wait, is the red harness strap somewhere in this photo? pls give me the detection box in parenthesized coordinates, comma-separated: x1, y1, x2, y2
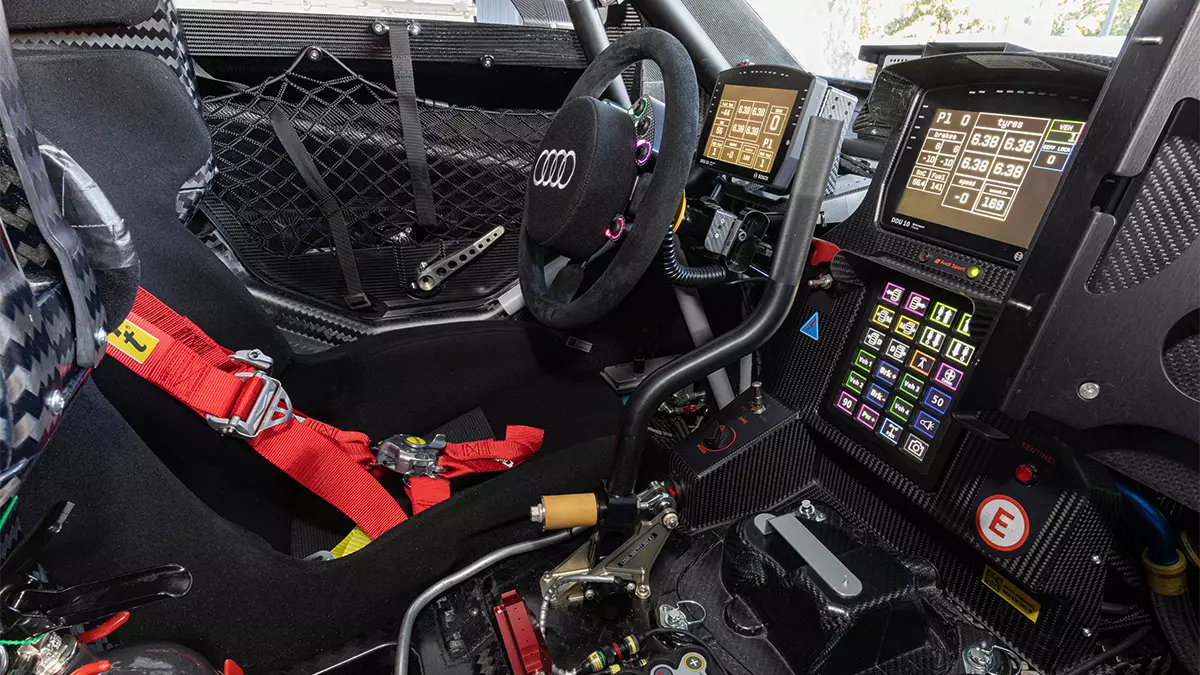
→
(106, 288, 541, 539)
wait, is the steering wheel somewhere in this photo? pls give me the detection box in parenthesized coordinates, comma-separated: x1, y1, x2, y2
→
(518, 28, 699, 329)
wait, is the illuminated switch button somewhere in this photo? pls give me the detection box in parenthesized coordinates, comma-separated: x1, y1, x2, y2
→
(884, 338, 910, 363)
(945, 338, 975, 367)
(862, 327, 886, 351)
(902, 433, 930, 460)
(918, 326, 947, 353)
(844, 369, 868, 394)
(907, 349, 936, 377)
(874, 360, 901, 386)
(835, 390, 857, 415)
(894, 315, 920, 340)
(934, 362, 964, 391)
(913, 410, 941, 439)
(682, 653, 706, 672)
(854, 349, 877, 372)
(889, 395, 915, 422)
(904, 292, 930, 316)
(929, 302, 957, 327)
(881, 282, 905, 305)
(957, 313, 973, 337)
(877, 418, 904, 446)
(856, 404, 881, 430)
(1014, 463, 1038, 485)
(866, 383, 890, 408)
(898, 374, 924, 400)
(871, 305, 896, 329)
(923, 386, 951, 414)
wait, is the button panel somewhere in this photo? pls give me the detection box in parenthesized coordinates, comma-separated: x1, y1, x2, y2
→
(825, 276, 977, 485)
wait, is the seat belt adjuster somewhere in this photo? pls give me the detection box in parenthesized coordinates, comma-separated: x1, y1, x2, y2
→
(204, 352, 300, 439)
(375, 433, 447, 478)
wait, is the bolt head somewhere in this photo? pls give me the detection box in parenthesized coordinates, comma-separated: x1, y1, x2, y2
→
(372, 21, 388, 34)
(543, 572, 553, 580)
(663, 512, 679, 530)
(407, 22, 421, 36)
(1078, 382, 1100, 400)
(480, 54, 495, 68)
(1091, 554, 1103, 565)
(307, 47, 321, 61)
(94, 328, 108, 346)
(1082, 627, 1094, 638)
(45, 390, 65, 414)
(635, 584, 651, 599)
(584, 589, 596, 600)
(625, 582, 636, 593)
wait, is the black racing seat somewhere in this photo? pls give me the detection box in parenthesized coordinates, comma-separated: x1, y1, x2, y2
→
(10, 4, 622, 668)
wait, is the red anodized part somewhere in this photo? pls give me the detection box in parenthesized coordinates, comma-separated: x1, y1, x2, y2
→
(494, 590, 553, 675)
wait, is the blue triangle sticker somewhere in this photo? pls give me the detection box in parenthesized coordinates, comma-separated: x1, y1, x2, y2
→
(800, 312, 820, 341)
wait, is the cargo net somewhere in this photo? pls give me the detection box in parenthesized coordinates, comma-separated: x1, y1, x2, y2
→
(202, 51, 552, 258)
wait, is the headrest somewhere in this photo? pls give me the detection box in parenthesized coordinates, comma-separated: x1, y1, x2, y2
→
(3, 0, 157, 32)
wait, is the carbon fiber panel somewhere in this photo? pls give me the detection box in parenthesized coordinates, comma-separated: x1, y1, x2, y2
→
(179, 8, 589, 66)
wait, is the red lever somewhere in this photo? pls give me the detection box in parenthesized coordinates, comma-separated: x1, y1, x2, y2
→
(77, 612, 130, 644)
(223, 659, 245, 675)
(68, 661, 111, 675)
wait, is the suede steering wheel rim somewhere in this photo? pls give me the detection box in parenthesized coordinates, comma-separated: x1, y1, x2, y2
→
(518, 28, 699, 329)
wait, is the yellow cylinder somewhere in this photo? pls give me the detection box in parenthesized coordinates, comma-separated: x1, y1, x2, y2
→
(539, 493, 599, 530)
(1144, 549, 1189, 596)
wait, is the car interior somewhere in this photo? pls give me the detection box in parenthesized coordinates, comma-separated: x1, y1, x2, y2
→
(0, 0, 1197, 674)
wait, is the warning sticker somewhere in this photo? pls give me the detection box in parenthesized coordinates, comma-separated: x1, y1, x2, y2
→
(982, 564, 1041, 623)
(976, 494, 1029, 552)
(107, 319, 159, 364)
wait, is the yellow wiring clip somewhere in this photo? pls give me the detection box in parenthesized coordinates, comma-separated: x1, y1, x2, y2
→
(673, 195, 687, 232)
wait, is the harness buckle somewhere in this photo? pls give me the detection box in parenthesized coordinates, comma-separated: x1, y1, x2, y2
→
(375, 434, 448, 478)
(205, 352, 297, 439)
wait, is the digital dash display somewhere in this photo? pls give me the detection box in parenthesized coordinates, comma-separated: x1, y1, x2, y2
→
(701, 84, 800, 176)
(882, 88, 1092, 265)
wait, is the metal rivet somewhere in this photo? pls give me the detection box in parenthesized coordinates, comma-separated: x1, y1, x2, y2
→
(1091, 554, 1103, 565)
(45, 390, 65, 415)
(94, 328, 108, 346)
(306, 47, 322, 61)
(1082, 627, 1094, 638)
(371, 21, 389, 35)
(1078, 382, 1100, 400)
(480, 54, 495, 69)
(407, 22, 421, 37)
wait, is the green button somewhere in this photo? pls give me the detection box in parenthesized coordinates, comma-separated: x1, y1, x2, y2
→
(889, 395, 916, 422)
(845, 369, 868, 394)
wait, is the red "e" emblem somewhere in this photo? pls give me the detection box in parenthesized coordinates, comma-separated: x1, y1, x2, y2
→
(976, 495, 1030, 552)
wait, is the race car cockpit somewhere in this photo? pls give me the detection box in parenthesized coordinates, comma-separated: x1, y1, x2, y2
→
(0, 0, 1197, 674)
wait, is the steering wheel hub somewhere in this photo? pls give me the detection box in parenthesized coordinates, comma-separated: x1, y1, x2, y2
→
(524, 96, 638, 262)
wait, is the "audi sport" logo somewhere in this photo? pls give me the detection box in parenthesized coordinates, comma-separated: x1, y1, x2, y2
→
(532, 149, 577, 189)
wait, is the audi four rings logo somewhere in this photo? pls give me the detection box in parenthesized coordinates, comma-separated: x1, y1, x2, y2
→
(533, 149, 577, 189)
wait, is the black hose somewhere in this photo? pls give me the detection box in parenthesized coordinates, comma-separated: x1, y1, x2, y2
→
(659, 234, 729, 287)
(1152, 591, 1200, 674)
(608, 117, 843, 496)
(1061, 625, 1151, 675)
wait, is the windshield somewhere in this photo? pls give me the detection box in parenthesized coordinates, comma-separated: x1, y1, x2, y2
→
(750, 0, 1141, 79)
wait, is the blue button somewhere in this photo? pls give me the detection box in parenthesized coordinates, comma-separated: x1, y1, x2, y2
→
(877, 418, 904, 445)
(923, 386, 951, 414)
(913, 410, 941, 439)
(866, 383, 890, 408)
(874, 359, 901, 386)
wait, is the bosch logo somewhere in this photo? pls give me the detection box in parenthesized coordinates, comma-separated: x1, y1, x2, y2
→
(532, 149, 577, 189)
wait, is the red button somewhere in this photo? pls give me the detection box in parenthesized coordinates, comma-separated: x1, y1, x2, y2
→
(1014, 464, 1037, 485)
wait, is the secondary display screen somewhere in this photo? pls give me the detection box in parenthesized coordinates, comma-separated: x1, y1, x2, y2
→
(883, 89, 1091, 265)
(701, 84, 800, 177)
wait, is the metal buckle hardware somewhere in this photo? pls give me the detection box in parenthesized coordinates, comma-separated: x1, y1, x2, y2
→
(375, 433, 448, 478)
(205, 351, 298, 439)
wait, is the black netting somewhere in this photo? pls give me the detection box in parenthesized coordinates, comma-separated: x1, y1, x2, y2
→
(203, 51, 551, 260)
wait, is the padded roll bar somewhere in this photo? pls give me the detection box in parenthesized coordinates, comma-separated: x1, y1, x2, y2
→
(608, 116, 843, 497)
